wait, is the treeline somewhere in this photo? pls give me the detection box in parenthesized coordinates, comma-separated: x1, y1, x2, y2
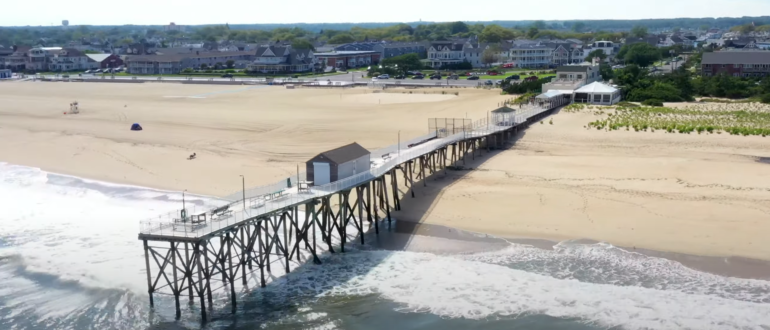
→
(614, 65, 770, 103)
(3, 16, 768, 48)
(223, 17, 770, 32)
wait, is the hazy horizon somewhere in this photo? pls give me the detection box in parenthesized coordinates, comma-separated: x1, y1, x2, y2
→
(3, 0, 770, 27)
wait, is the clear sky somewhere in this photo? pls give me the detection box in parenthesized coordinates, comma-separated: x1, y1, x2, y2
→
(4, 0, 770, 26)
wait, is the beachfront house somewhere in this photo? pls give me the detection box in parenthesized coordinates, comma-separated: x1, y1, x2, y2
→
(306, 143, 370, 186)
(246, 45, 315, 73)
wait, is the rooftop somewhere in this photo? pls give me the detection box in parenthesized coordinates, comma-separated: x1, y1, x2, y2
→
(314, 143, 370, 164)
(315, 51, 378, 56)
(702, 51, 770, 64)
(575, 82, 618, 94)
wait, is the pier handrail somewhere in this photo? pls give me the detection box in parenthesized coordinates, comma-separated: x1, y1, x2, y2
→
(139, 104, 556, 239)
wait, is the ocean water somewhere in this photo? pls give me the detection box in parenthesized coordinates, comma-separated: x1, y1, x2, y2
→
(0, 162, 769, 330)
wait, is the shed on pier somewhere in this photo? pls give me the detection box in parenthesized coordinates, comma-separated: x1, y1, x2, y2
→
(306, 142, 370, 186)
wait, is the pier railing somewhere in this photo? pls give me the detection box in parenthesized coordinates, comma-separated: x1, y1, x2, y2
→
(139, 104, 550, 238)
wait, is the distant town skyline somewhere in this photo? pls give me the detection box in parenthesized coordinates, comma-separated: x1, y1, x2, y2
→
(3, 0, 770, 27)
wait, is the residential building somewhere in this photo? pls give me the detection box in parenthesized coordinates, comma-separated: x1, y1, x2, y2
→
(509, 43, 553, 68)
(551, 44, 572, 66)
(722, 38, 758, 49)
(126, 51, 254, 74)
(85, 53, 124, 69)
(701, 51, 770, 78)
(334, 42, 427, 60)
(583, 40, 617, 57)
(47, 48, 97, 71)
(624, 36, 661, 47)
(2, 46, 31, 71)
(246, 45, 315, 73)
(426, 41, 465, 68)
(26, 47, 63, 71)
(377, 42, 427, 59)
(315, 51, 379, 70)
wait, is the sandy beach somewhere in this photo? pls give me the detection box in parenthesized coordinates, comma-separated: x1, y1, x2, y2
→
(0, 82, 504, 196)
(393, 109, 770, 261)
(1, 81, 769, 261)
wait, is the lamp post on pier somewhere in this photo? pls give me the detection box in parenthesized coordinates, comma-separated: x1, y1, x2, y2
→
(398, 130, 401, 155)
(239, 175, 245, 211)
(182, 189, 187, 219)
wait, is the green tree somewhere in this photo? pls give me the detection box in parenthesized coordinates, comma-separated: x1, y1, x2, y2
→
(630, 25, 648, 38)
(599, 63, 614, 81)
(585, 49, 607, 62)
(381, 53, 423, 72)
(291, 39, 315, 51)
(226, 60, 235, 69)
(739, 24, 755, 35)
(449, 21, 470, 35)
(526, 27, 539, 39)
(480, 25, 515, 43)
(623, 43, 661, 67)
(328, 34, 354, 44)
(532, 21, 547, 30)
(572, 22, 586, 32)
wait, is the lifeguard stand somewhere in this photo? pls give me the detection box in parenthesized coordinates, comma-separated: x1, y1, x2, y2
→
(69, 101, 79, 114)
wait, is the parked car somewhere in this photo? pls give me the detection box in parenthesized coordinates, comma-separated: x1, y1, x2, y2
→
(505, 75, 520, 81)
(448, 74, 458, 80)
(394, 74, 405, 79)
(222, 73, 234, 78)
(412, 75, 424, 79)
(467, 76, 480, 80)
(377, 74, 390, 79)
(484, 80, 493, 86)
(430, 75, 441, 80)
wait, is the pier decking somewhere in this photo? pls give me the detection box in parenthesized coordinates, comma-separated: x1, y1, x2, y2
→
(137, 97, 568, 321)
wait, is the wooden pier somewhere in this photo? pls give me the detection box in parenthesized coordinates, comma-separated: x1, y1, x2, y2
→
(138, 99, 567, 321)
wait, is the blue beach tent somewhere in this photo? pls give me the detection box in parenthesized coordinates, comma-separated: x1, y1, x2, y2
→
(131, 123, 143, 131)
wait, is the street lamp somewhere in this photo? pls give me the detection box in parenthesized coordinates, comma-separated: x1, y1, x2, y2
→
(182, 189, 187, 219)
(239, 175, 245, 210)
(398, 130, 401, 155)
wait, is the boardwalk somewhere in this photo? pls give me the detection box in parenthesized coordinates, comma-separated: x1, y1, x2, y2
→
(137, 99, 567, 321)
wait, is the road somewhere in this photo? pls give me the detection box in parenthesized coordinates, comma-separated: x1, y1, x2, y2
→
(308, 70, 488, 87)
(41, 72, 491, 87)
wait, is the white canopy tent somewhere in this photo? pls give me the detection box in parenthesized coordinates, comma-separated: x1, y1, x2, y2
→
(573, 82, 622, 105)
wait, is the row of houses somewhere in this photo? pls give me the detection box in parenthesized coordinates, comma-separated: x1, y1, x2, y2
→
(425, 37, 618, 69)
(701, 51, 770, 78)
(0, 46, 123, 72)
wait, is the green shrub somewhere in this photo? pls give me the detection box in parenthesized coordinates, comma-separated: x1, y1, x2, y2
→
(761, 93, 770, 104)
(642, 99, 664, 107)
(615, 101, 640, 108)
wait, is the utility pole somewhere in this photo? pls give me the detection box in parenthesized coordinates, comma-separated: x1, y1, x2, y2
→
(398, 130, 401, 155)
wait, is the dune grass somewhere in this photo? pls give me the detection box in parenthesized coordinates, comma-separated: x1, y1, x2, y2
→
(582, 103, 770, 137)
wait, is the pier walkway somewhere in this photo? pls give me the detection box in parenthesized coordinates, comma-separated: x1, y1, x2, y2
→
(138, 103, 550, 241)
(136, 97, 568, 321)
